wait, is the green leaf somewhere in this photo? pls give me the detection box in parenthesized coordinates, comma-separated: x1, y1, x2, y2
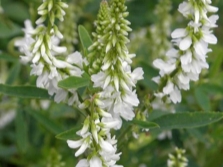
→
(194, 88, 211, 111)
(0, 21, 22, 38)
(139, 61, 158, 90)
(25, 109, 64, 134)
(3, 2, 29, 23)
(56, 127, 81, 141)
(58, 73, 90, 90)
(0, 53, 17, 62)
(0, 84, 51, 99)
(15, 110, 28, 153)
(131, 119, 159, 129)
(198, 83, 223, 95)
(0, 145, 17, 158)
(6, 61, 21, 85)
(151, 112, 223, 130)
(209, 45, 223, 78)
(78, 25, 93, 54)
(186, 129, 207, 144)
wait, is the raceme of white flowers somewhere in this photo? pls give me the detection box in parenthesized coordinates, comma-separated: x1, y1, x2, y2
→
(66, 0, 143, 166)
(15, 0, 86, 105)
(90, 0, 144, 129)
(152, 0, 218, 104)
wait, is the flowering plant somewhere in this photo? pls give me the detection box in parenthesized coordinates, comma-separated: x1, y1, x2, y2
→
(0, 0, 223, 166)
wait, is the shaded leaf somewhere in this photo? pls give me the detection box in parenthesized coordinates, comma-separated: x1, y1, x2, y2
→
(0, 84, 51, 99)
(209, 45, 223, 78)
(15, 110, 28, 153)
(152, 112, 223, 130)
(0, 21, 22, 38)
(131, 119, 159, 129)
(0, 145, 17, 158)
(78, 25, 93, 54)
(3, 2, 29, 23)
(0, 53, 17, 62)
(194, 88, 211, 111)
(25, 109, 64, 134)
(199, 83, 223, 95)
(6, 61, 21, 85)
(58, 73, 90, 90)
(56, 126, 81, 141)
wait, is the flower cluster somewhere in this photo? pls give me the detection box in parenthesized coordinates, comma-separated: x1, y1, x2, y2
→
(90, 0, 144, 127)
(167, 147, 188, 167)
(152, 0, 218, 103)
(67, 0, 143, 166)
(67, 99, 122, 166)
(15, 0, 86, 105)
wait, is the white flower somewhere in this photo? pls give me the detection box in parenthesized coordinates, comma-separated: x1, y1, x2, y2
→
(36, 72, 49, 88)
(67, 135, 91, 157)
(91, 71, 107, 88)
(30, 63, 44, 76)
(169, 86, 181, 104)
(76, 159, 89, 167)
(163, 80, 174, 95)
(101, 117, 122, 130)
(130, 67, 144, 84)
(67, 51, 86, 68)
(99, 137, 116, 154)
(153, 59, 176, 76)
(89, 156, 102, 167)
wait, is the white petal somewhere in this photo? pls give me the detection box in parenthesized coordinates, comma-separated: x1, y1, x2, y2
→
(171, 28, 187, 38)
(153, 59, 165, 70)
(178, 73, 189, 84)
(194, 42, 206, 60)
(163, 81, 174, 95)
(54, 89, 68, 103)
(52, 58, 67, 68)
(75, 141, 88, 157)
(202, 33, 217, 44)
(131, 67, 144, 83)
(122, 91, 139, 106)
(76, 159, 89, 167)
(103, 75, 111, 89)
(180, 51, 192, 65)
(179, 36, 192, 51)
(52, 45, 67, 53)
(99, 138, 115, 153)
(67, 139, 83, 149)
(89, 156, 102, 167)
(206, 5, 218, 13)
(114, 76, 119, 91)
(67, 51, 83, 67)
(32, 52, 41, 63)
(166, 48, 178, 58)
(169, 87, 182, 104)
